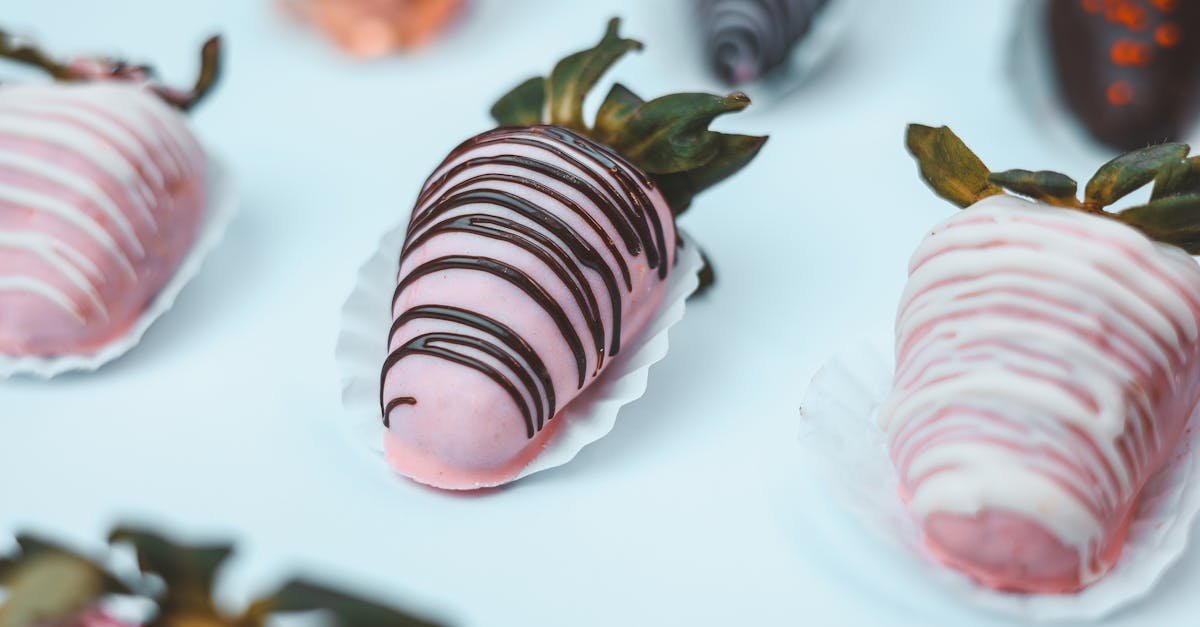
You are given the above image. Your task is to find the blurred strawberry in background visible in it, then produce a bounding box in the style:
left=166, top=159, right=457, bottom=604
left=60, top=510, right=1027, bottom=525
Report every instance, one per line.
left=280, top=0, right=465, bottom=58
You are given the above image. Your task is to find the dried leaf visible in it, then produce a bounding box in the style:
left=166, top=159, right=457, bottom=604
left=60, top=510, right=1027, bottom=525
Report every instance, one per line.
left=1117, top=195, right=1200, bottom=253
left=1084, top=143, right=1189, bottom=207
left=0, top=536, right=127, bottom=627
left=1152, top=156, right=1200, bottom=200
left=905, top=124, right=1002, bottom=209
left=265, top=579, right=442, bottom=627
left=988, top=169, right=1078, bottom=207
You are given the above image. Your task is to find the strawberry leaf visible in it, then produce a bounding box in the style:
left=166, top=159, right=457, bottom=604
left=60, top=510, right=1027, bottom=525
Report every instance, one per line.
left=592, top=82, right=644, bottom=145
left=490, top=76, right=545, bottom=127
left=0, top=536, right=128, bottom=627
left=1084, top=143, right=1189, bottom=207
left=610, top=92, right=752, bottom=175
left=1116, top=195, right=1200, bottom=253
left=988, top=169, right=1079, bottom=207
left=1152, top=156, right=1200, bottom=200
left=108, top=527, right=231, bottom=622
left=545, top=18, right=642, bottom=132
left=264, top=579, right=442, bottom=627
left=656, top=133, right=767, bottom=214
left=905, top=124, right=1002, bottom=209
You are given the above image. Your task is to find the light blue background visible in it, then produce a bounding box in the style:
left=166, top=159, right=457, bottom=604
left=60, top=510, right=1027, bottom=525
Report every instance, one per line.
left=2, top=1, right=1196, bottom=625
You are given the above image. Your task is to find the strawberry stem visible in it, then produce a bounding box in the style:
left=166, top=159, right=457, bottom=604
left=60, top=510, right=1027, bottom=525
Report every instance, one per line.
left=491, top=19, right=767, bottom=216
left=0, top=30, right=222, bottom=112
left=907, top=123, right=1200, bottom=253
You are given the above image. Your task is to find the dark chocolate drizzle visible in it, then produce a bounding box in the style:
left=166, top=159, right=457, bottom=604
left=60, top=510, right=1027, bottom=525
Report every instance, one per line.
left=380, top=126, right=673, bottom=438
left=698, top=0, right=830, bottom=85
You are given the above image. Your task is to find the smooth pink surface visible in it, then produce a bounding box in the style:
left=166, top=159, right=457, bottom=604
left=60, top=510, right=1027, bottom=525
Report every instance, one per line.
left=0, top=83, right=206, bottom=357
left=382, top=127, right=677, bottom=489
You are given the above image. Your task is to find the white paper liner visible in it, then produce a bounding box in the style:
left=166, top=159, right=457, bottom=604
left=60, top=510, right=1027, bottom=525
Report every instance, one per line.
left=797, top=331, right=1200, bottom=622
left=0, top=153, right=239, bottom=379
left=1007, top=0, right=1200, bottom=161
left=335, top=223, right=704, bottom=485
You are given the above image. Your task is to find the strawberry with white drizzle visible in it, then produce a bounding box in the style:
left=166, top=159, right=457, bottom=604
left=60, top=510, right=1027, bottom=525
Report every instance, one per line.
left=881, top=125, right=1200, bottom=593
left=380, top=19, right=766, bottom=489
left=0, top=32, right=220, bottom=357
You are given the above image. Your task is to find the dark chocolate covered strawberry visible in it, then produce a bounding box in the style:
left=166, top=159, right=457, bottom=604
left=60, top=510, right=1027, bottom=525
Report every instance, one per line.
left=1047, top=0, right=1200, bottom=149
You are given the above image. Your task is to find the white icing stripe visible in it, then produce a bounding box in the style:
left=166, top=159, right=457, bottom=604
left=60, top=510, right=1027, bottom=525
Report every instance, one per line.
left=0, top=150, right=146, bottom=256
left=0, top=275, right=84, bottom=322
left=0, top=114, right=157, bottom=211
left=25, top=89, right=195, bottom=182
left=0, top=232, right=107, bottom=319
left=0, top=101, right=166, bottom=190
left=0, top=182, right=136, bottom=280
left=879, top=195, right=1200, bottom=585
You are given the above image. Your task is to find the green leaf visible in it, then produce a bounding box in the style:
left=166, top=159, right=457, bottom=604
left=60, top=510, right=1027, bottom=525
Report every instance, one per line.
left=489, top=76, right=546, bottom=127
left=905, top=124, right=1002, bottom=209
left=1116, top=194, right=1200, bottom=253
left=108, top=527, right=232, bottom=620
left=264, top=579, right=442, bottom=627
left=656, top=133, right=767, bottom=214
left=545, top=18, right=642, bottom=131
left=611, top=92, right=751, bottom=175
left=988, top=169, right=1079, bottom=207
left=1152, top=156, right=1200, bottom=200
left=1084, top=142, right=1189, bottom=207
left=0, top=536, right=127, bottom=627
left=592, top=82, right=644, bottom=145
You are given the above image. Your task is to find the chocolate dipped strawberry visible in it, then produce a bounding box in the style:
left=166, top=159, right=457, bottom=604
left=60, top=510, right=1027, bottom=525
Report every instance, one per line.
left=0, top=31, right=220, bottom=358
left=1045, top=0, right=1200, bottom=150
left=882, top=125, right=1200, bottom=592
left=697, top=0, right=831, bottom=85
left=380, top=19, right=766, bottom=489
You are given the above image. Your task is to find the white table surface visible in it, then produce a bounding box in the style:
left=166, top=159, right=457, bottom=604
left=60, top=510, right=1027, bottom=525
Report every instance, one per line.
left=2, top=1, right=1197, bottom=625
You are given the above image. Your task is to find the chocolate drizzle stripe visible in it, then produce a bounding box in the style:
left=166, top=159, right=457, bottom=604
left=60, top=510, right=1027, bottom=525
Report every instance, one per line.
left=392, top=255, right=589, bottom=387
left=407, top=184, right=626, bottom=357
left=381, top=126, right=674, bottom=439
left=387, top=304, right=556, bottom=430
left=383, top=333, right=538, bottom=438
left=425, top=126, right=668, bottom=276
left=415, top=163, right=635, bottom=290
left=404, top=212, right=608, bottom=373
left=381, top=397, right=416, bottom=428
left=535, top=126, right=669, bottom=279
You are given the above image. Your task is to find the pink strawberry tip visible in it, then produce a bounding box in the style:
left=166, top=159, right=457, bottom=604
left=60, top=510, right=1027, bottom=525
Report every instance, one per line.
left=489, top=18, right=768, bottom=217
left=906, top=123, right=1200, bottom=254
left=0, top=30, right=222, bottom=112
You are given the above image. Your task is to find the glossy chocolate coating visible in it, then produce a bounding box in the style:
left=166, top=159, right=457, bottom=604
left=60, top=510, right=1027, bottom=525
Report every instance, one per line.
left=1048, top=0, right=1200, bottom=150
left=698, top=0, right=829, bottom=85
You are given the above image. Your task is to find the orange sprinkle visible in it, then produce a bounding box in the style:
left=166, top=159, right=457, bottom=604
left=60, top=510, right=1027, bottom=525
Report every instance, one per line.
left=1149, top=0, right=1179, bottom=13
left=1156, top=22, right=1182, bottom=46
left=1108, top=81, right=1135, bottom=106
left=1111, top=38, right=1154, bottom=65
left=1082, top=0, right=1104, bottom=12
left=1115, top=1, right=1149, bottom=30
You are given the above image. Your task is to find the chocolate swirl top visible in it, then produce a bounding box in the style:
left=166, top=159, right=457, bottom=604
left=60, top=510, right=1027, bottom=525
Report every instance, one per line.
left=1048, top=0, right=1200, bottom=150
left=698, top=0, right=830, bottom=85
